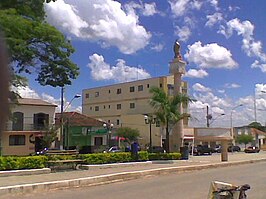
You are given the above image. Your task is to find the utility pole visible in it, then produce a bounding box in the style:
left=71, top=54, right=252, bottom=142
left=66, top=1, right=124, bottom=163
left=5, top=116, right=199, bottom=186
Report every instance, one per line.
left=206, top=106, right=212, bottom=127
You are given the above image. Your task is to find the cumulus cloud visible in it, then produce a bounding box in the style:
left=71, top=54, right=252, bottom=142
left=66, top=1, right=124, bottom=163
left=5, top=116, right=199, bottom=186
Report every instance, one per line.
left=124, top=1, right=159, bottom=16
left=184, top=41, right=238, bottom=69
left=12, top=86, right=82, bottom=113
left=184, top=69, right=208, bottom=78
left=12, top=86, right=40, bottom=99
left=142, top=2, right=158, bottom=16
left=192, top=83, right=211, bottom=92
left=174, top=25, right=191, bottom=42
left=168, top=0, right=190, bottom=17
left=45, top=0, right=151, bottom=54
left=88, top=53, right=151, bottom=82
left=205, top=12, right=223, bottom=27
left=251, top=60, right=266, bottom=73
left=219, top=18, right=266, bottom=63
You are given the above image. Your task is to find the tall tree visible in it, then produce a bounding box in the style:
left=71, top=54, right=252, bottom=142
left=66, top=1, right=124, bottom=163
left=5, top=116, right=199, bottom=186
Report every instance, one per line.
left=0, top=0, right=79, bottom=88
left=149, top=87, right=193, bottom=153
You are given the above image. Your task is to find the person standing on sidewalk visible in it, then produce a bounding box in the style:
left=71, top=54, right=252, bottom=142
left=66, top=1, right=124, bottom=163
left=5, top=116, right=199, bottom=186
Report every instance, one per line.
left=131, top=141, right=139, bottom=161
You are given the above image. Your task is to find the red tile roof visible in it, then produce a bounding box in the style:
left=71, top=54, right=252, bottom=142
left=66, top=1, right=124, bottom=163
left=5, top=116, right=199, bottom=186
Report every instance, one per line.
left=55, top=112, right=104, bottom=127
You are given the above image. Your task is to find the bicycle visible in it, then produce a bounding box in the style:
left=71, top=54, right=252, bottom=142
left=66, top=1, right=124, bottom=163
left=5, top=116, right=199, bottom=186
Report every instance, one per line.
left=208, top=181, right=250, bottom=199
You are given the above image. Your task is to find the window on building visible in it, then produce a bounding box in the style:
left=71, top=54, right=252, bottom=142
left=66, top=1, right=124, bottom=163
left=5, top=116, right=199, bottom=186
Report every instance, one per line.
left=34, top=113, right=49, bottom=130
left=94, top=137, right=103, bottom=146
left=90, top=107, right=92, bottom=110
left=167, top=84, right=174, bottom=96
left=160, top=83, right=163, bottom=88
left=116, top=119, right=120, bottom=125
left=108, top=90, right=111, bottom=93
left=147, top=84, right=150, bottom=88
left=138, top=85, right=143, bottom=91
left=117, top=88, right=122, bottom=94
left=12, top=112, right=24, bottom=131
left=85, top=93, right=89, bottom=98
left=117, top=104, right=121, bottom=110
left=95, top=106, right=99, bottom=111
left=9, top=135, right=25, bottom=146
left=130, top=86, right=135, bottom=92
left=95, top=92, right=99, bottom=97
left=130, top=103, right=135, bottom=109
left=103, top=105, right=106, bottom=109
left=108, top=105, right=111, bottom=109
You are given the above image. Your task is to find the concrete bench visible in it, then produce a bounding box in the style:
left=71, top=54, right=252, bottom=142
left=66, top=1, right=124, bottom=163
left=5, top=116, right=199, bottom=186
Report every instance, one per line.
left=46, top=150, right=83, bottom=170
left=47, top=159, right=84, bottom=170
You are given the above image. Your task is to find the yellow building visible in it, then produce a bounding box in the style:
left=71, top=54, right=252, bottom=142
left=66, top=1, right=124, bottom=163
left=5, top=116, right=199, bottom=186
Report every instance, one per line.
left=82, top=75, right=188, bottom=149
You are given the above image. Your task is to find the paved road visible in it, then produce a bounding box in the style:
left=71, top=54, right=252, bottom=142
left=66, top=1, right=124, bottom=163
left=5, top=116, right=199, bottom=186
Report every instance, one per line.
left=7, top=161, right=266, bottom=199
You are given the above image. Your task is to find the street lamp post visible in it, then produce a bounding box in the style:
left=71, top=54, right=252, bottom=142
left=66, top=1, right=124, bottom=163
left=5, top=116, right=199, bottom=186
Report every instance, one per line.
left=60, top=87, right=81, bottom=150
left=144, top=115, right=157, bottom=152
left=103, top=123, right=114, bottom=148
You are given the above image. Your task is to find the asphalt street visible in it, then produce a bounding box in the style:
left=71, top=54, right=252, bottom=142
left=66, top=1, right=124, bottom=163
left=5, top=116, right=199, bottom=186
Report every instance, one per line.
left=7, top=161, right=266, bottom=199
left=1, top=152, right=266, bottom=198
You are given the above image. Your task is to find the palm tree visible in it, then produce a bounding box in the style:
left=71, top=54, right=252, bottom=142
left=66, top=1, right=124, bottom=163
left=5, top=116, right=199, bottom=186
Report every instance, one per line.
left=149, top=87, right=194, bottom=152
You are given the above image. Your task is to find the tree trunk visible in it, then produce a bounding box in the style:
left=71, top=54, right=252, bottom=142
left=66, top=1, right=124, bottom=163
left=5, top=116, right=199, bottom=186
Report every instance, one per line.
left=165, top=122, right=170, bottom=153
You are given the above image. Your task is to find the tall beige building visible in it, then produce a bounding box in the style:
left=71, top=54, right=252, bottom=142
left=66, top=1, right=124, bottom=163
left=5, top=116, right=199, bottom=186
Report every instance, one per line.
left=82, top=75, right=188, bottom=149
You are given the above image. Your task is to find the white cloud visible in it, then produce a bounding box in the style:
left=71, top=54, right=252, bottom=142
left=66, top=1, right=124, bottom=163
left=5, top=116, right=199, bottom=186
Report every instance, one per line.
left=12, top=86, right=40, bottom=99
left=224, top=83, right=241, bottom=89
left=174, top=25, right=191, bottom=42
left=184, top=41, right=238, bottom=69
left=191, top=0, right=203, bottom=10
left=169, top=0, right=190, bottom=17
left=218, top=89, right=225, bottom=94
left=205, top=12, right=223, bottom=27
left=184, top=69, right=208, bottom=78
left=150, top=43, right=164, bottom=52
left=142, top=3, right=158, bottom=16
left=209, top=0, right=219, bottom=11
left=251, top=60, right=266, bottom=73
left=219, top=18, right=266, bottom=62
left=45, top=0, right=151, bottom=54
left=12, top=86, right=82, bottom=113
left=124, top=1, right=159, bottom=16
left=192, top=83, right=211, bottom=92
left=88, top=53, right=151, bottom=83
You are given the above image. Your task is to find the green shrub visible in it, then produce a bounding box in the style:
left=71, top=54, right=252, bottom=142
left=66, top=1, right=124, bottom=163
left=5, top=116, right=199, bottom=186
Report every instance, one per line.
left=137, top=151, right=149, bottom=161
left=0, top=156, right=48, bottom=170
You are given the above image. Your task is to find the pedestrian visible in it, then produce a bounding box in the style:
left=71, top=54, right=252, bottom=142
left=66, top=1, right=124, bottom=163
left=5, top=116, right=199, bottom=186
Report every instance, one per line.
left=131, top=141, right=139, bottom=161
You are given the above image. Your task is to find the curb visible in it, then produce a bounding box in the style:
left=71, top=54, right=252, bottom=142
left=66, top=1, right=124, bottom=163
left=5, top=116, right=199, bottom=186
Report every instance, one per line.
left=0, top=158, right=266, bottom=197
left=0, top=168, right=51, bottom=177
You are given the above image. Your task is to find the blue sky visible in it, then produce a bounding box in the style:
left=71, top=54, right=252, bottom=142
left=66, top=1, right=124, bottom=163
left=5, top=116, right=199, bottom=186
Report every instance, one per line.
left=17, top=0, right=266, bottom=127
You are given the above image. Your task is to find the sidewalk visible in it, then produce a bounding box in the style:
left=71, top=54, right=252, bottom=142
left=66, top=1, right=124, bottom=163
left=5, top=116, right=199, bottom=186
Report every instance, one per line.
left=0, top=152, right=266, bottom=197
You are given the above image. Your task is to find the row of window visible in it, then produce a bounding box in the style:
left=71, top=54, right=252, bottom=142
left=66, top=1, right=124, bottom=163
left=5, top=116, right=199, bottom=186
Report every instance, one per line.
left=9, top=135, right=25, bottom=146
left=91, top=103, right=135, bottom=112
left=85, top=83, right=160, bottom=99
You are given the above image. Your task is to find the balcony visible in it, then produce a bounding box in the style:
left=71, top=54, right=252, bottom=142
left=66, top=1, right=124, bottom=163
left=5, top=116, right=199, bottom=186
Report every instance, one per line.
left=5, top=122, right=53, bottom=132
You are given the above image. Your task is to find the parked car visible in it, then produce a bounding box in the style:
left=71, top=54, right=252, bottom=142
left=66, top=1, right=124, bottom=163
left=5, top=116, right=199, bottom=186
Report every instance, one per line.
left=193, top=145, right=212, bottom=155
left=104, top=146, right=122, bottom=153
left=227, top=145, right=241, bottom=152
left=244, top=146, right=260, bottom=153
left=211, top=145, right=221, bottom=153
left=147, top=146, right=166, bottom=153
